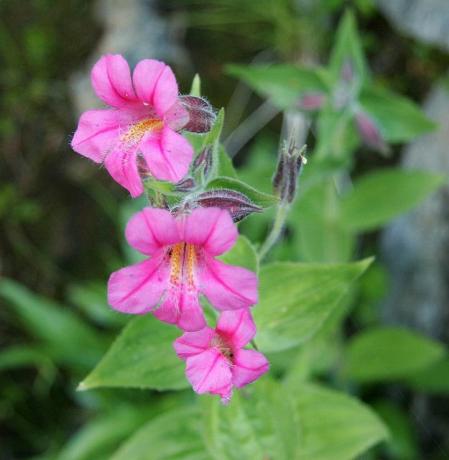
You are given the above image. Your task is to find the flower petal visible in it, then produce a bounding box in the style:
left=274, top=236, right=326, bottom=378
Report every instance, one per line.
left=132, top=59, right=178, bottom=116
left=216, top=309, right=256, bottom=349
left=140, top=127, right=193, bottom=183
left=185, top=348, right=233, bottom=399
left=200, top=257, right=258, bottom=310
left=173, top=327, right=215, bottom=359
left=164, top=101, right=189, bottom=131
left=104, top=145, right=143, bottom=197
left=232, top=349, right=269, bottom=388
left=91, top=54, right=136, bottom=108
left=182, top=207, right=237, bottom=255
left=153, top=288, right=206, bottom=332
left=71, top=109, right=121, bottom=163
left=125, top=207, right=180, bottom=255
left=107, top=254, right=168, bottom=314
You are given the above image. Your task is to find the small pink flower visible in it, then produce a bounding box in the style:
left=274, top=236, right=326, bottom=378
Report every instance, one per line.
left=108, top=206, right=258, bottom=331
left=174, top=309, right=269, bottom=402
left=71, top=54, right=193, bottom=197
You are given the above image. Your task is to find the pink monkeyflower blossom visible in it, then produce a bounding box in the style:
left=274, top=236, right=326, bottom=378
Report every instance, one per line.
left=174, top=309, right=269, bottom=402
left=107, top=206, right=258, bottom=331
left=71, top=54, right=194, bottom=197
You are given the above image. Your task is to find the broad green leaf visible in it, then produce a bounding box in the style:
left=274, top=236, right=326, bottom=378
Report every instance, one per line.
left=254, top=258, right=372, bottom=352
left=407, top=358, right=449, bottom=395
left=218, top=235, right=258, bottom=273
left=202, top=379, right=300, bottom=460
left=217, top=145, right=238, bottom=178
left=79, top=315, right=187, bottom=391
left=373, top=401, right=418, bottom=460
left=294, top=383, right=388, bottom=460
left=292, top=179, right=354, bottom=263
left=111, top=407, right=208, bottom=460
left=58, top=406, right=156, bottom=460
left=0, top=279, right=105, bottom=369
left=344, top=327, right=446, bottom=383
left=227, top=64, right=329, bottom=110
left=206, top=176, right=278, bottom=209
left=329, top=10, right=367, bottom=84
left=341, top=169, right=445, bottom=231
left=359, top=85, right=436, bottom=142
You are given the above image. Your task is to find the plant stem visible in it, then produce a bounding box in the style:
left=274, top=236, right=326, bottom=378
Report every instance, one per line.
left=258, top=202, right=290, bottom=262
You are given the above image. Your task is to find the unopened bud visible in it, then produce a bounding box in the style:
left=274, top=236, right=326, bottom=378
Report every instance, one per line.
left=175, top=177, right=196, bottom=192
left=355, top=111, right=390, bottom=155
left=195, top=189, right=262, bottom=222
left=273, top=140, right=307, bottom=204
left=297, top=93, right=325, bottom=111
left=341, top=58, right=354, bottom=83
left=192, top=146, right=213, bottom=178
left=180, top=96, right=216, bottom=133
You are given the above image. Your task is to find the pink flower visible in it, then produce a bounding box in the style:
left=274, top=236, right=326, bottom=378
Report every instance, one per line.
left=107, top=206, right=258, bottom=331
left=71, top=54, right=193, bottom=197
left=174, top=309, right=269, bottom=402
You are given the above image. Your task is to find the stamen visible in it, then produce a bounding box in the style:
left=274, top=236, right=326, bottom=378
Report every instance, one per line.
left=168, top=243, right=198, bottom=288
left=121, top=118, right=163, bottom=145
left=211, top=334, right=234, bottom=361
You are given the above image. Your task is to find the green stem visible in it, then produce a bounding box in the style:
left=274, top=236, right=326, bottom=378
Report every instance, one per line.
left=258, top=202, right=290, bottom=262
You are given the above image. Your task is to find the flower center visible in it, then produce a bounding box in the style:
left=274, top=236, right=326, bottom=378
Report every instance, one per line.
left=169, top=242, right=197, bottom=289
left=211, top=334, right=234, bottom=361
left=121, top=118, right=163, bottom=145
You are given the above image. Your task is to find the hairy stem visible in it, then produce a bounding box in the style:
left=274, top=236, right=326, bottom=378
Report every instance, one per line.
left=258, top=202, right=290, bottom=262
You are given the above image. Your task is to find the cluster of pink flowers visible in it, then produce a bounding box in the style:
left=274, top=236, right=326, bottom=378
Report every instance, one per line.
left=72, top=54, right=269, bottom=402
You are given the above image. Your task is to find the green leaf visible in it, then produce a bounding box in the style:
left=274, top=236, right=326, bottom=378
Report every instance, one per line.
left=111, top=407, right=208, bottom=460
left=227, top=63, right=329, bottom=110
left=58, top=406, right=156, bottom=460
left=407, top=358, right=449, bottom=395
left=190, top=74, right=201, bottom=97
left=359, top=85, right=436, bottom=142
left=291, top=179, right=354, bottom=263
left=344, top=327, right=446, bottom=383
left=79, top=315, right=187, bottom=391
left=206, top=176, right=278, bottom=209
left=218, top=235, right=258, bottom=273
left=341, top=169, right=445, bottom=231
left=254, top=258, right=372, bottom=352
left=329, top=10, right=367, bottom=83
left=217, top=145, right=238, bottom=178
left=294, top=383, right=388, bottom=460
left=202, top=379, right=300, bottom=460
left=0, top=345, right=53, bottom=372
left=0, top=279, right=105, bottom=369
left=373, top=401, right=418, bottom=460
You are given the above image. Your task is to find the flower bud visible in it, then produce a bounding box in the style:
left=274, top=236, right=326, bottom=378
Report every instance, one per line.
left=297, top=93, right=325, bottom=111
left=195, top=189, right=262, bottom=222
left=341, top=58, right=354, bottom=83
left=355, top=111, right=390, bottom=155
left=273, top=141, right=307, bottom=204
left=192, top=146, right=213, bottom=178
left=179, top=96, right=216, bottom=133
left=175, top=177, right=196, bottom=192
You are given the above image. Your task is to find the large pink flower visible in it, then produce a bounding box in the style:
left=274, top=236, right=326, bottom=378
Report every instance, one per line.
left=71, top=54, right=193, bottom=197
left=107, top=206, right=258, bottom=331
left=174, top=309, right=269, bottom=402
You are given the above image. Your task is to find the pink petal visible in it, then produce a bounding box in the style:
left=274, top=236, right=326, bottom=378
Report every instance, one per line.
left=216, top=309, right=256, bottom=349
left=164, top=101, right=189, bottom=131
left=232, top=349, right=269, bottom=388
left=153, top=288, right=206, bottom=332
left=182, top=207, right=237, bottom=255
left=132, top=59, right=178, bottom=116
left=91, top=54, right=137, bottom=108
left=71, top=109, right=121, bottom=163
left=200, top=257, right=258, bottom=311
left=140, top=127, right=193, bottom=183
left=104, top=145, right=143, bottom=197
left=173, top=327, right=215, bottom=359
left=107, top=254, right=168, bottom=314
left=125, top=207, right=180, bottom=255
left=185, top=348, right=233, bottom=399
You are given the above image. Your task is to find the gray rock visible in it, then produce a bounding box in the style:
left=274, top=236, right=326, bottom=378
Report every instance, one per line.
left=381, top=78, right=449, bottom=340
left=378, top=0, right=449, bottom=52
left=70, top=0, right=187, bottom=114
